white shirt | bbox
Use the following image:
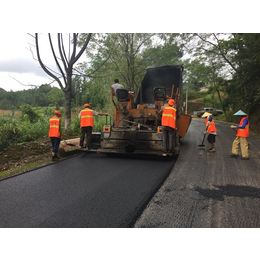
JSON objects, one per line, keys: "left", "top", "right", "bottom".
{"left": 78, "top": 109, "right": 98, "bottom": 118}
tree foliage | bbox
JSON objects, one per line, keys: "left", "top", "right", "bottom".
{"left": 180, "top": 33, "right": 260, "bottom": 124}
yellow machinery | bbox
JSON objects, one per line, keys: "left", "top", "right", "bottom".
{"left": 97, "top": 65, "right": 191, "bottom": 156}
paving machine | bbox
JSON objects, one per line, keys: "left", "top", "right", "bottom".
{"left": 97, "top": 65, "right": 191, "bottom": 156}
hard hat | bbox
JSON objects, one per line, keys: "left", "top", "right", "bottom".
{"left": 168, "top": 99, "right": 175, "bottom": 106}
{"left": 234, "top": 110, "right": 247, "bottom": 116}
{"left": 84, "top": 103, "right": 90, "bottom": 108}
{"left": 201, "top": 112, "right": 212, "bottom": 118}
{"left": 54, "top": 110, "right": 61, "bottom": 116}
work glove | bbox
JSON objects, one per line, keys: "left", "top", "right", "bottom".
{"left": 230, "top": 125, "right": 237, "bottom": 129}
{"left": 204, "top": 131, "right": 207, "bottom": 135}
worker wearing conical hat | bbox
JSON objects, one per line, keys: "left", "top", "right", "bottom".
{"left": 230, "top": 110, "right": 249, "bottom": 159}
{"left": 202, "top": 112, "right": 217, "bottom": 152}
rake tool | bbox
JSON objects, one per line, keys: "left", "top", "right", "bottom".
{"left": 198, "top": 132, "right": 207, "bottom": 147}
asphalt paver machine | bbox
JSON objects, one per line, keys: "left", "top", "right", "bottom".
{"left": 97, "top": 65, "right": 191, "bottom": 157}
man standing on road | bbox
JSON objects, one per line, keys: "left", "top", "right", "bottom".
{"left": 202, "top": 112, "right": 217, "bottom": 152}
{"left": 79, "top": 104, "right": 108, "bottom": 150}
{"left": 159, "top": 99, "right": 177, "bottom": 153}
{"left": 230, "top": 110, "right": 250, "bottom": 160}
{"left": 49, "top": 110, "right": 62, "bottom": 161}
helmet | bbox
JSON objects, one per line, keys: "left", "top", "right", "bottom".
{"left": 201, "top": 112, "right": 212, "bottom": 118}
{"left": 54, "top": 110, "right": 61, "bottom": 116}
{"left": 168, "top": 99, "right": 175, "bottom": 106}
{"left": 234, "top": 110, "right": 247, "bottom": 116}
{"left": 84, "top": 103, "right": 90, "bottom": 108}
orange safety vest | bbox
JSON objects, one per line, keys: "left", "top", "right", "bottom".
{"left": 162, "top": 105, "right": 176, "bottom": 129}
{"left": 49, "top": 116, "right": 61, "bottom": 138}
{"left": 237, "top": 117, "right": 249, "bottom": 137}
{"left": 80, "top": 109, "right": 94, "bottom": 127}
{"left": 206, "top": 118, "right": 217, "bottom": 134}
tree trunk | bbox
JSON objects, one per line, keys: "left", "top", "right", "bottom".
{"left": 64, "top": 87, "right": 72, "bottom": 136}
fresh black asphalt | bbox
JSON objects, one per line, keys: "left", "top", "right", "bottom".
{"left": 0, "top": 152, "right": 175, "bottom": 228}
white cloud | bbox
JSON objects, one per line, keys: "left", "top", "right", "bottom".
{"left": 0, "top": 33, "right": 83, "bottom": 92}
{"left": 0, "top": 57, "right": 45, "bottom": 76}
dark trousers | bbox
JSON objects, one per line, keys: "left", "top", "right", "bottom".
{"left": 50, "top": 137, "right": 61, "bottom": 153}
{"left": 162, "top": 126, "right": 174, "bottom": 151}
{"left": 80, "top": 126, "right": 92, "bottom": 148}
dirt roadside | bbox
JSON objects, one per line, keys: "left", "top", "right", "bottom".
{"left": 0, "top": 136, "right": 79, "bottom": 180}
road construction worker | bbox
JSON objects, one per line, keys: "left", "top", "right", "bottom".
{"left": 111, "top": 79, "right": 125, "bottom": 98}
{"left": 78, "top": 104, "right": 108, "bottom": 150}
{"left": 159, "top": 99, "right": 176, "bottom": 153}
{"left": 201, "top": 112, "right": 217, "bottom": 152}
{"left": 48, "top": 110, "right": 62, "bottom": 161}
{"left": 230, "top": 110, "right": 249, "bottom": 160}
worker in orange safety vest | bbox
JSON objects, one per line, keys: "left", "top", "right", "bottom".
{"left": 230, "top": 110, "right": 250, "bottom": 159}
{"left": 202, "top": 112, "right": 217, "bottom": 152}
{"left": 49, "top": 110, "right": 62, "bottom": 160}
{"left": 159, "top": 99, "right": 177, "bottom": 153}
{"left": 78, "top": 104, "right": 108, "bottom": 150}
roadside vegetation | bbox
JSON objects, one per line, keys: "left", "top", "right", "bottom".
{"left": 0, "top": 104, "right": 107, "bottom": 153}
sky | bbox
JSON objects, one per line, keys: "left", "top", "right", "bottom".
{"left": 0, "top": 1, "right": 257, "bottom": 93}
{"left": 0, "top": 33, "right": 87, "bottom": 92}
{"left": 0, "top": 33, "right": 49, "bottom": 91}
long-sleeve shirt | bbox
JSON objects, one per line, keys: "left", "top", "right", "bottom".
{"left": 206, "top": 116, "right": 217, "bottom": 135}
{"left": 237, "top": 118, "right": 249, "bottom": 129}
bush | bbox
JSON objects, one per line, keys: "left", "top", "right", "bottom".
{"left": 19, "top": 117, "right": 49, "bottom": 142}
{"left": 0, "top": 120, "right": 22, "bottom": 151}
{"left": 0, "top": 108, "right": 50, "bottom": 152}
{"left": 71, "top": 116, "right": 81, "bottom": 135}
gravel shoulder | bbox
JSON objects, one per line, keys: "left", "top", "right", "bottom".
{"left": 134, "top": 118, "right": 260, "bottom": 228}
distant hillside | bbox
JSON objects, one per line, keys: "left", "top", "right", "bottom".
{"left": 0, "top": 87, "right": 7, "bottom": 92}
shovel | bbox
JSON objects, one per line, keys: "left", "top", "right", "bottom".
{"left": 198, "top": 132, "right": 207, "bottom": 147}
{"left": 63, "top": 139, "right": 77, "bottom": 147}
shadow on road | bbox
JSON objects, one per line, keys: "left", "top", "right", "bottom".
{"left": 195, "top": 184, "right": 260, "bottom": 201}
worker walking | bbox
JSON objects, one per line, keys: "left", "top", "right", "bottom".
{"left": 48, "top": 110, "right": 62, "bottom": 161}
{"left": 201, "top": 112, "right": 217, "bottom": 152}
{"left": 230, "top": 110, "right": 249, "bottom": 160}
{"left": 159, "top": 99, "right": 177, "bottom": 153}
{"left": 79, "top": 104, "right": 107, "bottom": 150}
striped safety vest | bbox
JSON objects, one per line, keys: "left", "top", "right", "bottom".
{"left": 237, "top": 117, "right": 249, "bottom": 137}
{"left": 80, "top": 109, "right": 94, "bottom": 127}
{"left": 206, "top": 118, "right": 217, "bottom": 134}
{"left": 49, "top": 116, "right": 61, "bottom": 138}
{"left": 162, "top": 105, "right": 176, "bottom": 129}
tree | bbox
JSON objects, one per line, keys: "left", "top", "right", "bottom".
{"left": 80, "top": 33, "right": 159, "bottom": 93}
{"left": 47, "top": 87, "right": 64, "bottom": 107}
{"left": 32, "top": 33, "right": 92, "bottom": 134}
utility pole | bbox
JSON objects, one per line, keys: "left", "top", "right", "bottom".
{"left": 185, "top": 85, "right": 188, "bottom": 114}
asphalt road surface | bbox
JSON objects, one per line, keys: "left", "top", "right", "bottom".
{"left": 135, "top": 118, "right": 260, "bottom": 228}
{"left": 1, "top": 118, "right": 260, "bottom": 228}
{"left": 0, "top": 151, "right": 175, "bottom": 228}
